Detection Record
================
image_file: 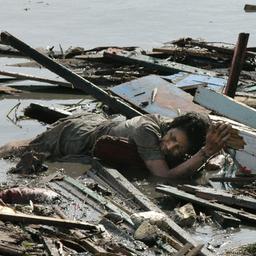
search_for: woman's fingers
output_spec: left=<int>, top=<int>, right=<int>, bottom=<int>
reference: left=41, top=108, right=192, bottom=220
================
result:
left=215, top=123, right=232, bottom=138
left=221, top=133, right=231, bottom=143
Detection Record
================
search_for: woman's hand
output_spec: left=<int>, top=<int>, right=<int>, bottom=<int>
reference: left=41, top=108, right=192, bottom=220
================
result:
left=203, top=122, right=232, bottom=157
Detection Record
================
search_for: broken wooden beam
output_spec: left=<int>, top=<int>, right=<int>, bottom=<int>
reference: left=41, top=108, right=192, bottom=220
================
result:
left=179, top=184, right=256, bottom=211
left=194, top=87, right=256, bottom=128
left=0, top=44, right=25, bottom=57
left=0, top=243, right=24, bottom=256
left=91, top=161, right=213, bottom=256
left=156, top=185, right=256, bottom=225
left=209, top=176, right=256, bottom=183
left=0, top=70, right=72, bottom=87
left=61, top=176, right=134, bottom=226
left=153, top=46, right=227, bottom=60
left=0, top=212, right=99, bottom=231
left=53, top=205, right=108, bottom=254
left=91, top=160, right=161, bottom=212
left=0, top=31, right=142, bottom=118
left=0, top=86, right=21, bottom=95
left=224, top=33, right=249, bottom=98
left=235, top=92, right=256, bottom=108
left=178, top=38, right=256, bottom=59
left=41, top=236, right=60, bottom=256
left=104, top=48, right=219, bottom=77
left=212, top=211, right=241, bottom=228
left=244, top=4, right=256, bottom=12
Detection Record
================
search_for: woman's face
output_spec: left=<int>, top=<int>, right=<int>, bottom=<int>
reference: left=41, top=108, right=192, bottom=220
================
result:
left=160, top=128, right=190, bottom=159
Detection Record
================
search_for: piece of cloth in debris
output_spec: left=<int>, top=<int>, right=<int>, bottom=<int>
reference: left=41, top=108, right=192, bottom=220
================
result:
left=29, top=112, right=173, bottom=161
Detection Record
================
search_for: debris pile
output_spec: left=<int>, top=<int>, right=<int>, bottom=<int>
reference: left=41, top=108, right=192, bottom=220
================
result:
left=1, top=30, right=256, bottom=255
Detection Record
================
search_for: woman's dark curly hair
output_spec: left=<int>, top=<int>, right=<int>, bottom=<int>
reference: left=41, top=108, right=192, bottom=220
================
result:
left=166, top=112, right=210, bottom=155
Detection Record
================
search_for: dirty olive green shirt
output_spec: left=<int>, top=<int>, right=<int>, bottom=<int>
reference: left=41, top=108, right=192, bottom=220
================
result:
left=108, top=114, right=172, bottom=160
left=30, top=112, right=172, bottom=161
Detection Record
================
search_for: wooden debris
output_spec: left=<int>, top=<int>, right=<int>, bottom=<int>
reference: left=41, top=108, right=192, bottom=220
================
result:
left=91, top=160, right=161, bottom=212
left=171, top=37, right=256, bottom=59
left=0, top=70, right=72, bottom=87
left=235, top=92, right=256, bottom=108
left=91, top=161, right=213, bottom=256
left=0, top=44, right=25, bottom=57
left=0, top=31, right=142, bottom=118
left=0, top=243, right=24, bottom=256
left=0, top=211, right=99, bottom=231
left=209, top=176, right=256, bottom=183
left=194, top=87, right=256, bottom=129
left=174, top=243, right=193, bottom=256
left=244, top=4, right=256, bottom=12
left=179, top=184, right=256, bottom=211
left=0, top=86, right=21, bottom=95
left=153, top=46, right=226, bottom=59
left=53, top=206, right=108, bottom=254
left=156, top=185, right=256, bottom=225
left=104, top=48, right=219, bottom=77
left=212, top=210, right=241, bottom=228
left=61, top=176, right=134, bottom=225
left=41, top=236, right=60, bottom=256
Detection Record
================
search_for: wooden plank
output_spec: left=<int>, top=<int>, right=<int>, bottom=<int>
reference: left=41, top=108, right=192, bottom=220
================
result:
left=183, top=39, right=256, bottom=59
left=212, top=211, right=241, bottom=228
left=0, top=44, right=25, bottom=57
left=187, top=244, right=204, bottom=256
left=104, top=48, right=219, bottom=77
left=156, top=185, right=256, bottom=225
left=194, top=87, right=256, bottom=128
left=91, top=160, right=161, bottom=212
left=0, top=31, right=142, bottom=119
left=175, top=243, right=193, bottom=256
left=91, top=161, right=213, bottom=256
left=244, top=4, right=256, bottom=12
left=0, top=86, right=21, bottom=95
left=209, top=176, right=256, bottom=183
left=41, top=236, right=60, bottom=256
left=0, top=70, right=72, bottom=87
left=0, top=212, right=99, bottom=231
left=0, top=243, right=24, bottom=256
left=63, top=176, right=134, bottom=226
left=153, top=46, right=223, bottom=59
left=179, top=185, right=256, bottom=211
left=53, top=206, right=108, bottom=254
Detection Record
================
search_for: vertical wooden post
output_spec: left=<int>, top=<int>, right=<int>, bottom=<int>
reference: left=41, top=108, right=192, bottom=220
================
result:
left=224, top=33, right=249, bottom=98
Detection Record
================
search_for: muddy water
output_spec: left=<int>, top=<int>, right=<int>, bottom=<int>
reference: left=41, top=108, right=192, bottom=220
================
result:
left=1, top=1, right=256, bottom=254
left=0, top=0, right=256, bottom=49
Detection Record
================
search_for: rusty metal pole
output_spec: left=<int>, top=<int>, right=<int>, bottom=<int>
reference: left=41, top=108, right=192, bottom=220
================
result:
left=224, top=33, right=249, bottom=98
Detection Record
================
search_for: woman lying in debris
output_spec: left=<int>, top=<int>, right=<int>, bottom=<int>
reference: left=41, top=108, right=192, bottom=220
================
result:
left=0, top=111, right=231, bottom=179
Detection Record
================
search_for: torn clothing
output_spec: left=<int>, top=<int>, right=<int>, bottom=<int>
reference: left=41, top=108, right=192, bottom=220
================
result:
left=29, top=112, right=173, bottom=161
